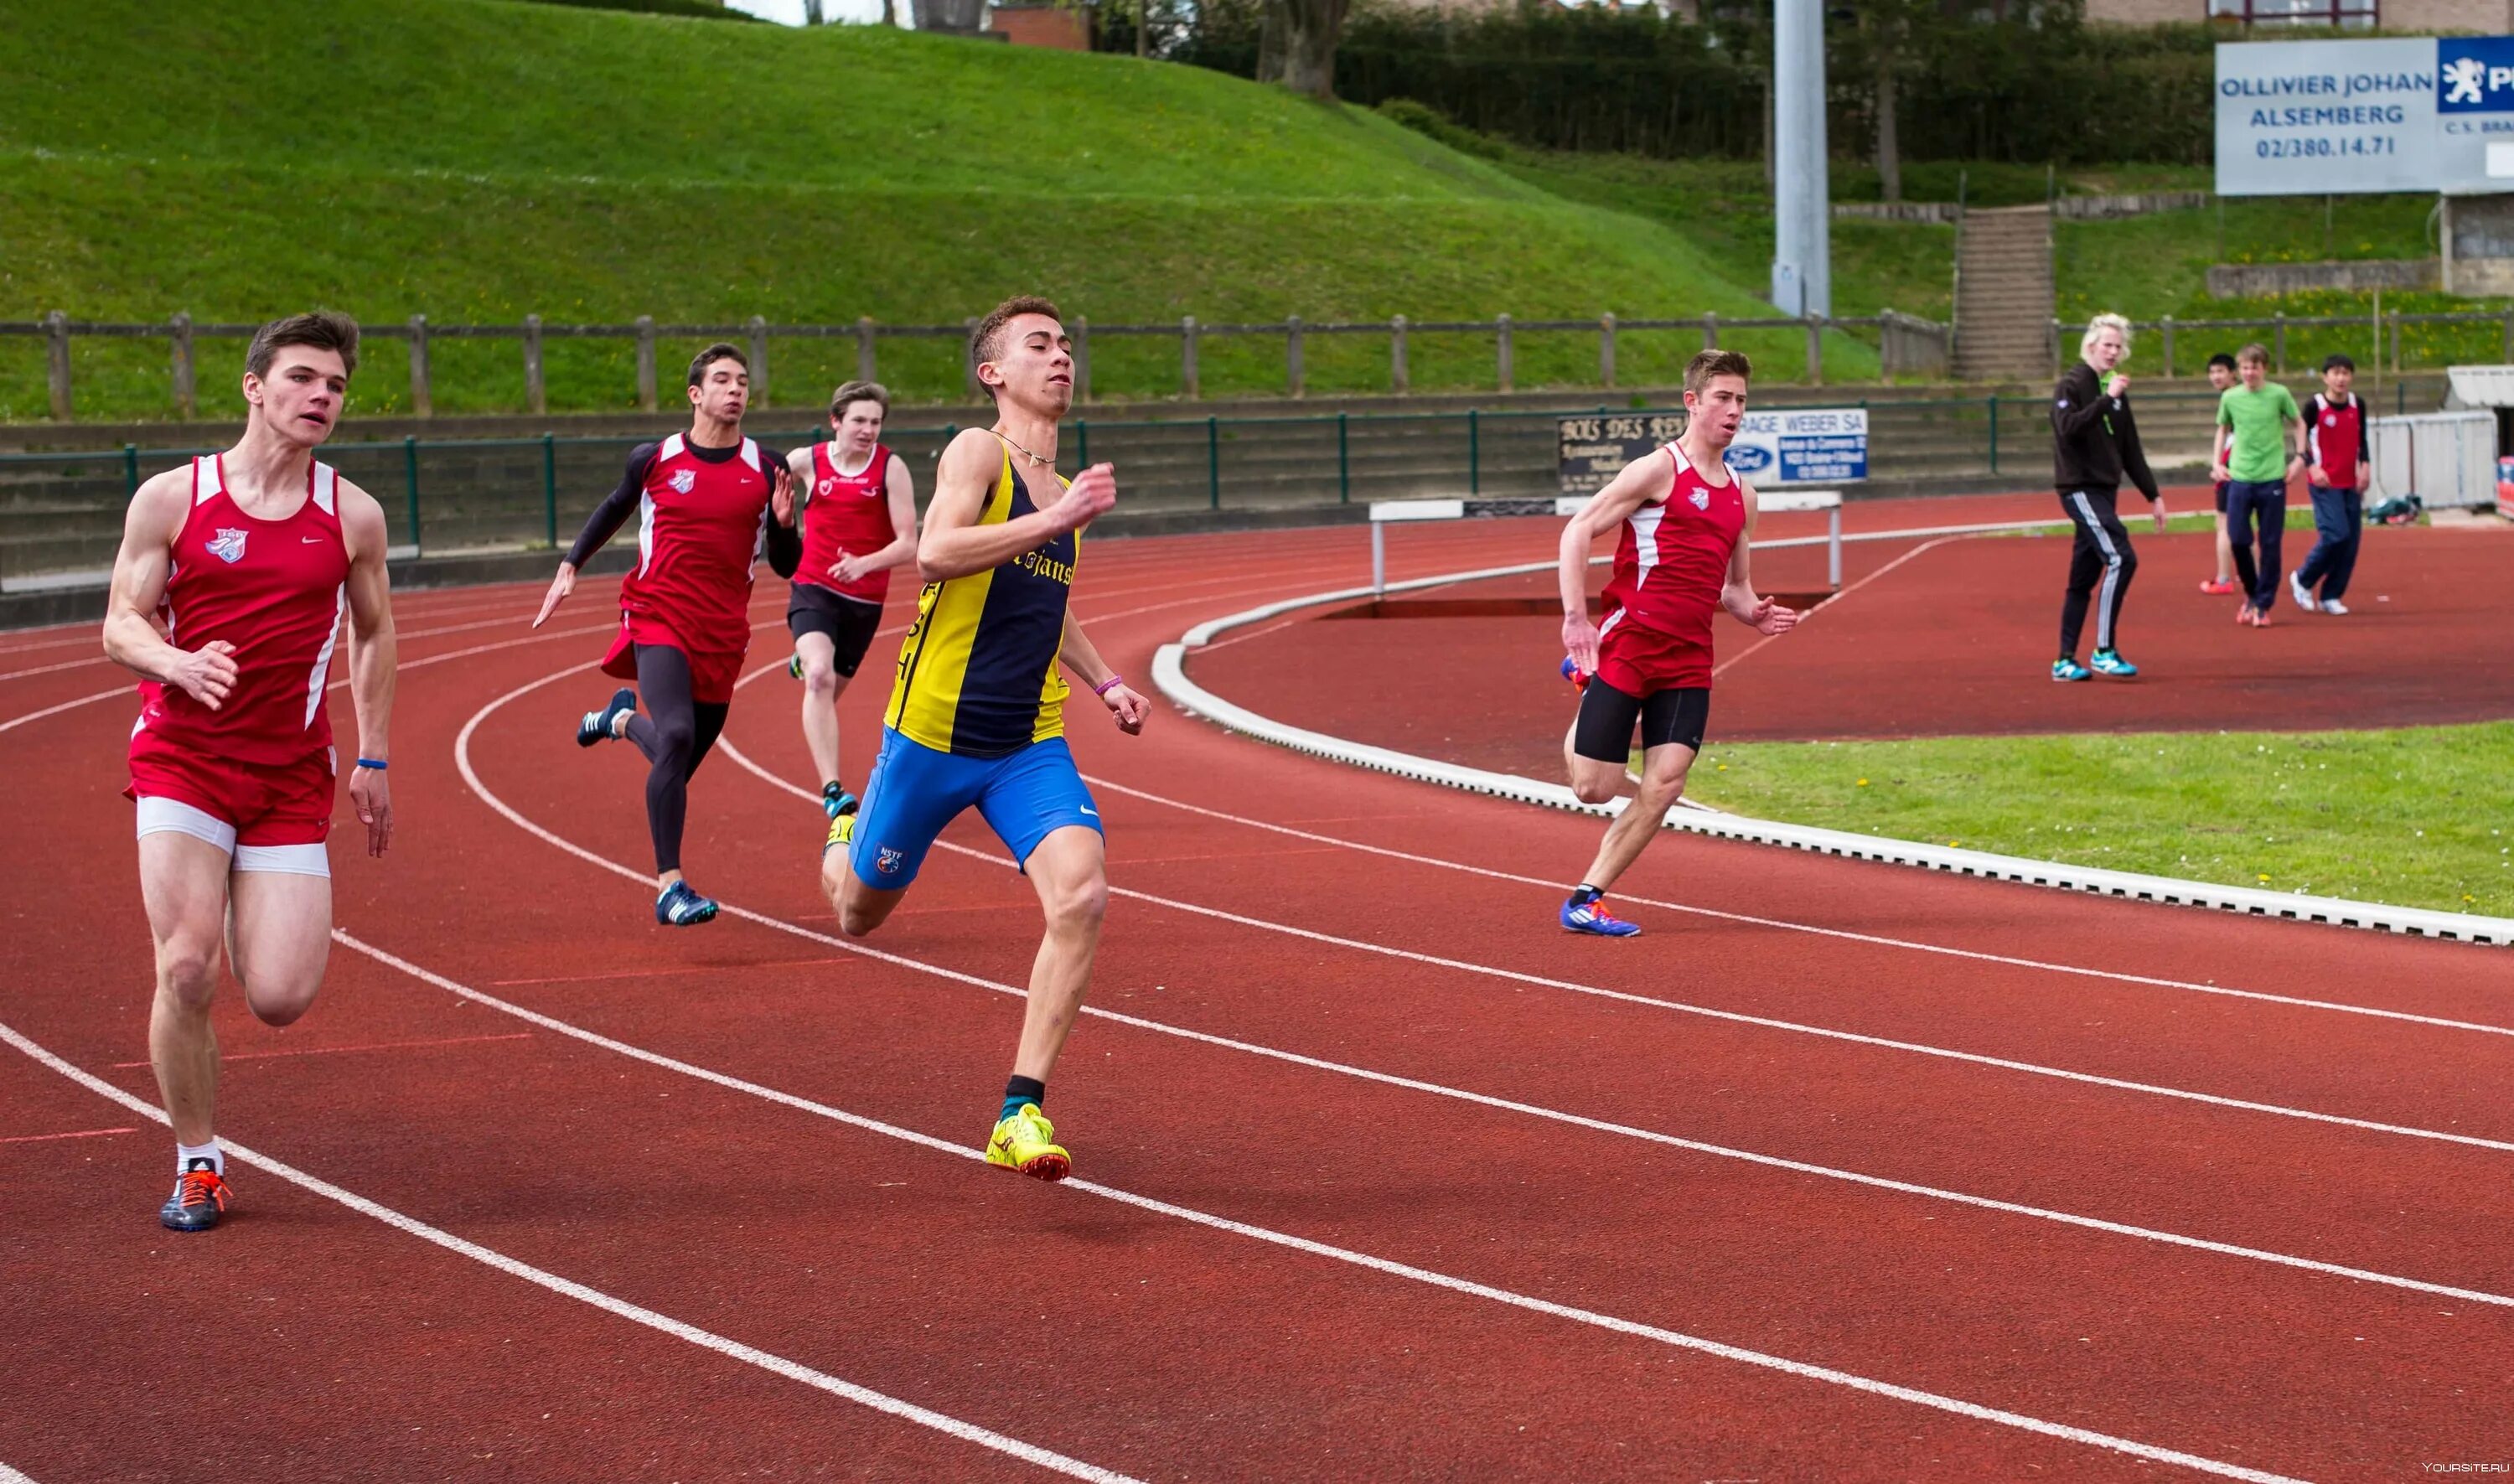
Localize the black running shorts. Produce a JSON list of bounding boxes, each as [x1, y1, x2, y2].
[[786, 584, 884, 678], [1572, 677, 1710, 763]]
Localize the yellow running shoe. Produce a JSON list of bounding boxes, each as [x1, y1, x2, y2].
[[823, 809, 855, 856], [985, 1104, 1070, 1182]]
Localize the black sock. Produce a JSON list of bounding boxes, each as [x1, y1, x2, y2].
[[1568, 884, 1601, 906], [1001, 1075, 1046, 1124]]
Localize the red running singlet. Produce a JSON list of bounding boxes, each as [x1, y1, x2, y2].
[[616, 432, 778, 656], [797, 441, 898, 604], [134, 455, 351, 767], [1594, 442, 1747, 685]]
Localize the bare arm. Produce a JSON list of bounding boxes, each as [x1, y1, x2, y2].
[[339, 481, 397, 857], [1721, 482, 1798, 635], [101, 471, 240, 706], [918, 431, 1110, 583], [2211, 420, 2233, 483], [830, 452, 923, 586], [1060, 608, 1148, 736], [1557, 451, 1673, 673]]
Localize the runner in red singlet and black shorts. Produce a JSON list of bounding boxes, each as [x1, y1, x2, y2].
[[783, 380, 918, 825], [532, 342, 799, 926], [1553, 349, 1798, 938], [102, 312, 400, 1232]]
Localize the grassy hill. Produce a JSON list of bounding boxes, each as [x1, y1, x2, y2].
[[0, 0, 1879, 421]]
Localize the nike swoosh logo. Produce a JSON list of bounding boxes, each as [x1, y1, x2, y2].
[[1079, 806, 1098, 816], [302, 536, 324, 544]]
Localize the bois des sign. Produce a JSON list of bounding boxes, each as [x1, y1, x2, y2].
[[1555, 409, 1867, 497], [2217, 36, 2514, 195]]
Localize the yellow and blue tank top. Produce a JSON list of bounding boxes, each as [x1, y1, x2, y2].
[[883, 446, 1078, 758]]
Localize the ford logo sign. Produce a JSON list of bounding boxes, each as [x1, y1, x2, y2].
[[1723, 444, 1774, 473]]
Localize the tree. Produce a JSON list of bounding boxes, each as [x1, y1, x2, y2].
[[1849, 0, 1933, 202], [1257, 0, 1349, 99]]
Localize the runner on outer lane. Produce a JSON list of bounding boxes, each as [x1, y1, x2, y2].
[[1553, 348, 1797, 938]]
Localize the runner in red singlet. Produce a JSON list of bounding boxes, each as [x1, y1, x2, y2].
[[782, 380, 918, 825], [533, 341, 799, 926], [101, 312, 399, 1232], [1552, 349, 1798, 938]]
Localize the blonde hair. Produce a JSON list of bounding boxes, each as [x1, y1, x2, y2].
[[2080, 313, 2132, 359]]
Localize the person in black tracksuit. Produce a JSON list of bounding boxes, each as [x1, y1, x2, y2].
[[2050, 314, 2165, 680]]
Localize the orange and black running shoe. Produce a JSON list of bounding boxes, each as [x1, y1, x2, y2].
[[159, 1158, 230, 1233]]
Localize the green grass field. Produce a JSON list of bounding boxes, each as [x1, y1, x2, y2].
[[1679, 723, 2514, 917], [0, 0, 1879, 420]]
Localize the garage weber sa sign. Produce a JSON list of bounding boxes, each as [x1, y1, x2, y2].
[[1556, 407, 1866, 497]]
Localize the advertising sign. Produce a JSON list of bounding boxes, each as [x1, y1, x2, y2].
[[1725, 407, 1869, 485], [1556, 408, 1867, 495], [2215, 38, 2436, 196]]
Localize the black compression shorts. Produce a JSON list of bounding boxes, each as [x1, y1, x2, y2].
[[1572, 678, 1710, 763], [787, 584, 884, 678]]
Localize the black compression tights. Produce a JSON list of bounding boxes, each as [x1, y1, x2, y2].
[[624, 644, 729, 876]]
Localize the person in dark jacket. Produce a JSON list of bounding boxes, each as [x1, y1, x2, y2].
[[2049, 312, 2166, 681]]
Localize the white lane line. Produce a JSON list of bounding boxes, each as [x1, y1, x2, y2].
[[325, 927, 2310, 1484], [0, 1460, 35, 1483], [0, 1020, 1140, 1484], [699, 728, 2514, 1304], [0, 654, 111, 684], [1079, 781, 2514, 1041], [706, 725, 2514, 1156]]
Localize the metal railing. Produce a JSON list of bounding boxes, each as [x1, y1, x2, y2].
[[0, 384, 2432, 587], [0, 308, 1954, 424]]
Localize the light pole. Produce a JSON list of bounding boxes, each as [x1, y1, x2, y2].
[[1770, 0, 1831, 319]]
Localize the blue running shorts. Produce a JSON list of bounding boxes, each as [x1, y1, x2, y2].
[[849, 728, 1100, 889]]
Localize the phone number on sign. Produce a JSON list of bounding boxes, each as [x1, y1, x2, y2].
[[2255, 134, 2398, 158]]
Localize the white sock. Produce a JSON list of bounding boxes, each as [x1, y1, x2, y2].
[[177, 1140, 223, 1177]]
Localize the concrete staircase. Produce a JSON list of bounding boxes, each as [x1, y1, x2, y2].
[[1955, 205, 2056, 384]]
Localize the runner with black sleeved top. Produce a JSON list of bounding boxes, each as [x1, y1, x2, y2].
[[532, 341, 799, 926]]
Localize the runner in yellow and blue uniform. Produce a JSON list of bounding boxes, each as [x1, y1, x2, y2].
[[820, 295, 1151, 1183]]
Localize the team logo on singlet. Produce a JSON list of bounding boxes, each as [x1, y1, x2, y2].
[[1689, 489, 1710, 511], [669, 468, 696, 494], [207, 528, 248, 563], [815, 478, 837, 499]]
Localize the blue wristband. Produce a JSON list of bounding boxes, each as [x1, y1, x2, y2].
[[354, 758, 388, 771]]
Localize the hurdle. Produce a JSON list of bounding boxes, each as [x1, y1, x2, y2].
[[1368, 489, 1844, 600]]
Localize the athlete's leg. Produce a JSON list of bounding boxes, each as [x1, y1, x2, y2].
[[226, 867, 332, 1027], [2058, 518, 2102, 659], [1574, 740, 1697, 896], [2087, 492, 2138, 653], [828, 729, 970, 937], [2323, 487, 2364, 601], [1565, 675, 1645, 806], [139, 831, 234, 1149], [1011, 824, 1108, 1083], [794, 630, 845, 789], [2227, 483, 2264, 604], [2213, 508, 2235, 585], [624, 644, 702, 883]]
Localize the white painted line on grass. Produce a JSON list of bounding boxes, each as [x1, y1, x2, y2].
[[1153, 570, 2514, 947], [0, 1020, 1140, 1484]]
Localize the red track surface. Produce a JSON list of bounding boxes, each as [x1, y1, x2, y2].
[[4, 507, 2511, 1481]]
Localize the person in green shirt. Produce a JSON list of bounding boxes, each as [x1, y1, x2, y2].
[[2209, 344, 2304, 626]]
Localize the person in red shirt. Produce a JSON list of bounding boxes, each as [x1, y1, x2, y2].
[[533, 343, 799, 925], [783, 380, 918, 825], [101, 311, 400, 1233], [1552, 349, 1798, 938], [2292, 354, 2372, 617]]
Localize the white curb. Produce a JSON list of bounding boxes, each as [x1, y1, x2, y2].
[[1154, 567, 2514, 949]]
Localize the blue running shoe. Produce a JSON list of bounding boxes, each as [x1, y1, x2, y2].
[[2051, 657, 2092, 683], [577, 687, 636, 747], [1560, 893, 1641, 937], [820, 783, 860, 820], [2088, 649, 2138, 678], [656, 881, 718, 926]]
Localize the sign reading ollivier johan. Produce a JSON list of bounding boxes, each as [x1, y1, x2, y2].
[[2217, 37, 2514, 195]]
